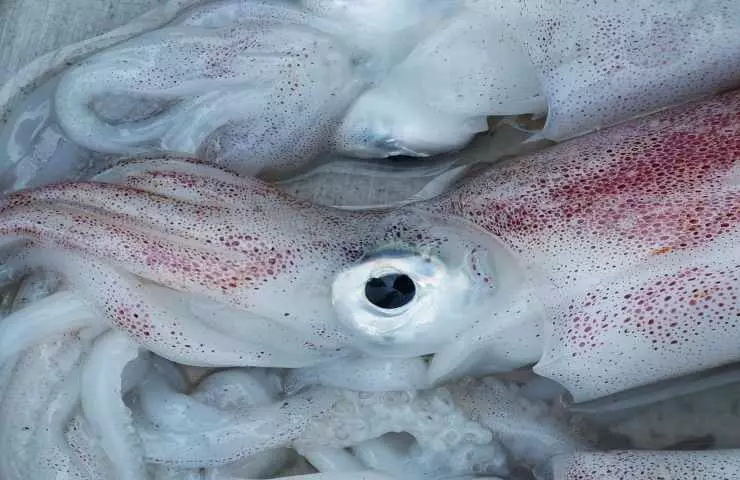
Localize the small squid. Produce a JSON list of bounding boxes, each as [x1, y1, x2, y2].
[[0, 90, 736, 404]]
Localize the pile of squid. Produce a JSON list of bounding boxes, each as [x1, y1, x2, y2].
[[0, 0, 739, 479]]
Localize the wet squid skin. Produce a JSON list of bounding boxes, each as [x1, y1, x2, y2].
[[542, 450, 740, 480], [42, 0, 740, 166], [0, 155, 370, 368], [0, 91, 737, 403], [428, 90, 740, 401]]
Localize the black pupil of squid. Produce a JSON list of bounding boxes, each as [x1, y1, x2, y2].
[[364, 274, 416, 309]]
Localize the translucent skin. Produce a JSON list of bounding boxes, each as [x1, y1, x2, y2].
[[5, 0, 735, 181], [545, 450, 740, 480], [0, 155, 368, 367], [0, 91, 737, 402], [52, 0, 368, 176], [429, 90, 740, 401], [334, 0, 740, 155]]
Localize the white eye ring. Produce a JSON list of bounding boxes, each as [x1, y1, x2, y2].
[[331, 250, 457, 356]]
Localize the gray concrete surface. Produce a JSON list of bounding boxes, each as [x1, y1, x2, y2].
[[0, 0, 165, 85]]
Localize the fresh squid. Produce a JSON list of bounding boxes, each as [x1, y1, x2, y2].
[[1, 0, 738, 478], [1, 0, 739, 185], [53, 0, 368, 176], [338, 0, 740, 156], [541, 450, 740, 480], [0, 87, 734, 407]]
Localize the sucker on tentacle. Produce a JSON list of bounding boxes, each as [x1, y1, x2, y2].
[[449, 377, 593, 468], [0, 329, 104, 479], [294, 387, 509, 478], [284, 356, 429, 394]]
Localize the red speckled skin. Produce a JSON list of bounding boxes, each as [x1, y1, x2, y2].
[[0, 93, 736, 399], [0, 155, 371, 367], [430, 90, 739, 400]]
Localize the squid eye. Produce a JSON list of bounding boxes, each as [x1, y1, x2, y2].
[[364, 273, 416, 309]]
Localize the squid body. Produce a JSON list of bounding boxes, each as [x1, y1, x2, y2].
[[0, 88, 735, 404]]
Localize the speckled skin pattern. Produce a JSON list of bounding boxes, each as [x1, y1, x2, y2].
[[0, 154, 370, 367], [547, 450, 740, 480], [0, 91, 737, 401], [430, 90, 739, 400]]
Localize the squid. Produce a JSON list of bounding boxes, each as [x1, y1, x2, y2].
[[0, 0, 455, 184], [541, 450, 740, 480], [0, 86, 734, 406], [337, 0, 740, 156], [2, 0, 740, 185], [52, 0, 368, 176], [1, 1, 737, 478]]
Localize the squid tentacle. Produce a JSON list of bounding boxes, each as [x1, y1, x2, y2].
[[13, 181, 224, 241], [448, 377, 592, 468], [138, 386, 341, 467], [299, 447, 365, 473], [0, 331, 90, 479], [0, 290, 101, 365], [80, 330, 147, 480], [53, 1, 367, 175], [27, 360, 87, 480], [295, 388, 508, 478]]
